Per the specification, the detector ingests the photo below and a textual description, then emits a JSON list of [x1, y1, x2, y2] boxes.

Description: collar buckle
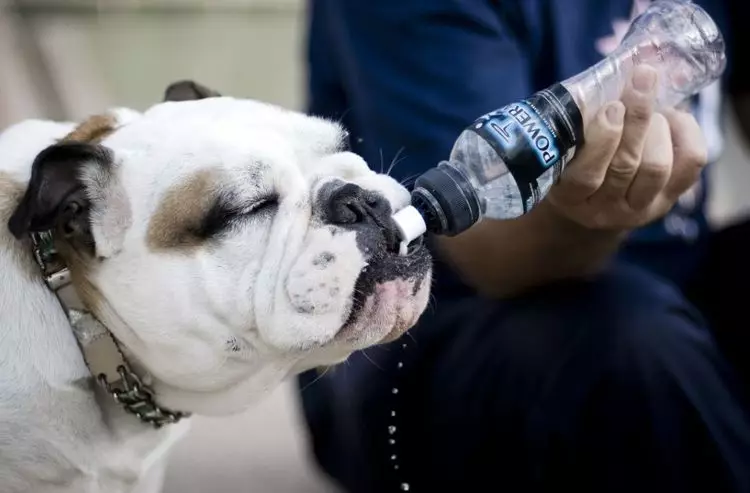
[[30, 231, 71, 292]]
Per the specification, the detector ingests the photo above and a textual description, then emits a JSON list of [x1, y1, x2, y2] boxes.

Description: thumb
[[554, 101, 625, 205]]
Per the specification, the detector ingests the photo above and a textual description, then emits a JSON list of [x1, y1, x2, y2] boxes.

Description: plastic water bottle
[[392, 0, 726, 245]]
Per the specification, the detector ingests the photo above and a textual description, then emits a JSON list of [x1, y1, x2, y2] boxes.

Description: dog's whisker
[[399, 173, 421, 187], [429, 293, 438, 312], [379, 148, 386, 174], [301, 366, 331, 393], [361, 349, 384, 371], [335, 107, 353, 127], [406, 330, 418, 346], [352, 287, 370, 300], [386, 147, 406, 177]]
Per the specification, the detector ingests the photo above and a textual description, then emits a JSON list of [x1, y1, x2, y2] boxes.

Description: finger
[[625, 113, 673, 210], [662, 108, 707, 200], [594, 65, 658, 200], [554, 101, 624, 204]]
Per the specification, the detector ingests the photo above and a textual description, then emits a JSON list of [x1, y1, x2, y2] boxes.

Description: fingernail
[[632, 67, 657, 93], [606, 102, 624, 125]]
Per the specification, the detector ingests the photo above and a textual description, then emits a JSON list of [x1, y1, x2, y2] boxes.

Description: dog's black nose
[[322, 182, 392, 227]]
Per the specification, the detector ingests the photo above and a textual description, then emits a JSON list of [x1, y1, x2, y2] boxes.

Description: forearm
[[437, 200, 626, 298]]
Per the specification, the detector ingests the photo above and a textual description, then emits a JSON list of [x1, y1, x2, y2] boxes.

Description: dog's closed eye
[[197, 193, 278, 239]]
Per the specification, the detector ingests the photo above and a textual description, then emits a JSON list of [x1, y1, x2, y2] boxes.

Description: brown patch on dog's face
[[62, 114, 118, 144], [147, 169, 220, 251]]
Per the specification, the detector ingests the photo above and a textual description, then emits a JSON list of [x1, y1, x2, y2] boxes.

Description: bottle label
[[469, 83, 584, 213]]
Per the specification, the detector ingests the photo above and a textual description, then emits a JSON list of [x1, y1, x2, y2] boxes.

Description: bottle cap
[[391, 206, 427, 256], [412, 163, 481, 236]]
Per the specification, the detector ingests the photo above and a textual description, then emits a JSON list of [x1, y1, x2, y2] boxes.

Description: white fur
[[0, 97, 431, 492]]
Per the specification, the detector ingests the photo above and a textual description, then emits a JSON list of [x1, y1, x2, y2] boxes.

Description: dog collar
[[29, 231, 188, 428]]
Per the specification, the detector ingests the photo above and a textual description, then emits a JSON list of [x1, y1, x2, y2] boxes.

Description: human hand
[[547, 65, 707, 231]]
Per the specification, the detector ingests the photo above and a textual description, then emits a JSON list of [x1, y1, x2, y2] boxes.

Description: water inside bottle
[[448, 128, 558, 220]]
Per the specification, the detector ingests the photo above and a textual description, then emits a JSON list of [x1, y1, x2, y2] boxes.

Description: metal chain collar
[[30, 231, 188, 428], [97, 365, 188, 428]]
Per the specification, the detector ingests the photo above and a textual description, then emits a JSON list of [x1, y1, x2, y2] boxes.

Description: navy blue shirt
[[309, 0, 730, 292]]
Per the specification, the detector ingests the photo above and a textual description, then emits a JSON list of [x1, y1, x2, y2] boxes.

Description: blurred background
[[1, 0, 335, 492], [2, 0, 750, 492]]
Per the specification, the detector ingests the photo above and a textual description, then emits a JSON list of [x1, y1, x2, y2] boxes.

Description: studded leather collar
[[29, 231, 188, 428]]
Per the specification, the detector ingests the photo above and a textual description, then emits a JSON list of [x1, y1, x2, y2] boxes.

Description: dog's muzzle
[[315, 181, 431, 331]]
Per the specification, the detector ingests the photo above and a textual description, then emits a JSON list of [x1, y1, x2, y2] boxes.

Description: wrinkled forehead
[[103, 97, 348, 182]]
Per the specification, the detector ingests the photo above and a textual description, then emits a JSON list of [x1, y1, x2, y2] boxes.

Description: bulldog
[[0, 81, 431, 493]]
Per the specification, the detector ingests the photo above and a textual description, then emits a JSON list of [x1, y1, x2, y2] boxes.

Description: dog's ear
[[61, 110, 139, 144], [8, 143, 112, 249], [163, 80, 221, 102]]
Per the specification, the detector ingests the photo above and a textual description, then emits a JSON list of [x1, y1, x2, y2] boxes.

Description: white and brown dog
[[0, 82, 431, 493]]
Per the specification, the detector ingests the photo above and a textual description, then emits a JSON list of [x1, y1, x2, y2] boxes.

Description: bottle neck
[[536, 83, 584, 152], [412, 160, 482, 237]]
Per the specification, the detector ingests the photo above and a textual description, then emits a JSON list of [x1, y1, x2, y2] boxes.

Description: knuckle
[[626, 102, 652, 125], [639, 156, 671, 179], [667, 107, 698, 129], [649, 112, 671, 134], [668, 110, 708, 168], [615, 147, 640, 169], [565, 172, 604, 195], [606, 158, 637, 184], [681, 145, 708, 170], [638, 115, 673, 181]]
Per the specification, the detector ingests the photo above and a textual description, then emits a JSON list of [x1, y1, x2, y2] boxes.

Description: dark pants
[[688, 219, 750, 392], [298, 224, 750, 493]]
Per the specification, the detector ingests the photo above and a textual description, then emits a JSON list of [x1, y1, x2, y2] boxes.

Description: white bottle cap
[[391, 205, 427, 256]]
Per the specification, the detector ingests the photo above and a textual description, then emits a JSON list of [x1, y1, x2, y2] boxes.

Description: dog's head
[[7, 82, 431, 414]]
